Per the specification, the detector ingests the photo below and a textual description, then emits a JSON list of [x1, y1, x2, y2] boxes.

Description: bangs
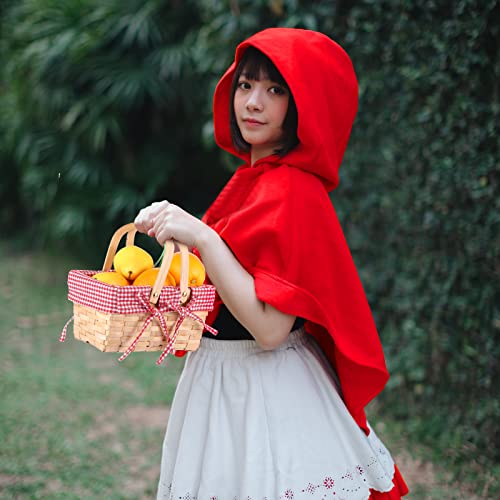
[[237, 47, 288, 88]]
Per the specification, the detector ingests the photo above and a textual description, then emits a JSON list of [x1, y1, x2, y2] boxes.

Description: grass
[[0, 243, 497, 499], [0, 244, 184, 499], [367, 408, 499, 499]]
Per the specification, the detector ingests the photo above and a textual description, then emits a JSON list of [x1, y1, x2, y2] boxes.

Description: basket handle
[[101, 223, 190, 307], [150, 240, 190, 306], [102, 223, 137, 271]]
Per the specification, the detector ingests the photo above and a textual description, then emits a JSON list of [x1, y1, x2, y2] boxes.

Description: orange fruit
[[168, 252, 206, 287], [93, 271, 130, 286], [132, 268, 176, 287], [113, 245, 154, 281]]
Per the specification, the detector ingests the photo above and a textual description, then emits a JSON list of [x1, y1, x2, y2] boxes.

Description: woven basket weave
[[72, 303, 208, 353], [67, 223, 216, 355]]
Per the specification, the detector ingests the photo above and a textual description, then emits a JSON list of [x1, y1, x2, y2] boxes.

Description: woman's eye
[[238, 81, 251, 90], [270, 86, 286, 95]]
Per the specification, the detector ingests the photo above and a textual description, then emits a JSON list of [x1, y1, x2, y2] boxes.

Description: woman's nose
[[246, 89, 264, 111]]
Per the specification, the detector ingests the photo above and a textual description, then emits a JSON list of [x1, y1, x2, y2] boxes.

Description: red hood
[[213, 27, 358, 191]]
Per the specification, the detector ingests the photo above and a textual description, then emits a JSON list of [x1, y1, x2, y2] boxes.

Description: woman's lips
[[243, 118, 265, 127]]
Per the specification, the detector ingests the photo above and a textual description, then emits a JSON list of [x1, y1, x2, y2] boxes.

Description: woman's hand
[[134, 200, 209, 249]]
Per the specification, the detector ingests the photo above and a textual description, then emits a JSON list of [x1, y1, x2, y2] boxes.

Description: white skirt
[[157, 327, 397, 500]]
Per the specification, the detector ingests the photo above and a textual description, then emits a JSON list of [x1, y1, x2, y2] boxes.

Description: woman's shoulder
[[259, 163, 326, 193]]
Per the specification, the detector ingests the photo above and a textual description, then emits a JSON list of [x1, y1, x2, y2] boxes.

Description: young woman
[[135, 27, 409, 499]]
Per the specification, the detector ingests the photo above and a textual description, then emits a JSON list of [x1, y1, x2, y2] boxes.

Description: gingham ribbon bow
[[118, 292, 218, 364], [154, 296, 218, 365], [117, 293, 170, 362]]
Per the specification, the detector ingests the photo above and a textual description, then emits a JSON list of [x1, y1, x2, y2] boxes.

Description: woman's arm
[[134, 200, 295, 350], [196, 226, 295, 350]]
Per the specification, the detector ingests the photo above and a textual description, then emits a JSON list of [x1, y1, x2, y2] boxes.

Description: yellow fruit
[[92, 271, 130, 286], [168, 252, 206, 287], [113, 245, 154, 281], [132, 268, 176, 287]]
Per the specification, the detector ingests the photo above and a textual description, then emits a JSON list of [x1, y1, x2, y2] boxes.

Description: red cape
[[196, 28, 389, 434]]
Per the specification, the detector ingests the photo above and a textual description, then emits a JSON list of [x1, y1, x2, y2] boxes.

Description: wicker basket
[[64, 223, 217, 362]]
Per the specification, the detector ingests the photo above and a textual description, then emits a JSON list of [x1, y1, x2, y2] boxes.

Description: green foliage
[[0, 0, 224, 252], [330, 0, 499, 470], [1, 0, 498, 479]]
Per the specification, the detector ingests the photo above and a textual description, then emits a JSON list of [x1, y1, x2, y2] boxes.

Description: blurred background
[[0, 0, 498, 498]]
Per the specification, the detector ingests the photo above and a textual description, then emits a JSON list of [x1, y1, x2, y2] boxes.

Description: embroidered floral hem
[[162, 463, 408, 499]]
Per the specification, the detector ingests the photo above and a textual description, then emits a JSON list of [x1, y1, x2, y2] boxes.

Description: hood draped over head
[[195, 28, 389, 434], [213, 27, 359, 191]]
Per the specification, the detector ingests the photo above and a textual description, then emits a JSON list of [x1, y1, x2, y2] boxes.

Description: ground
[[0, 248, 495, 499]]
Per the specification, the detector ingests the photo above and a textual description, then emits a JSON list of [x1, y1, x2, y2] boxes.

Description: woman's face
[[233, 70, 290, 163]]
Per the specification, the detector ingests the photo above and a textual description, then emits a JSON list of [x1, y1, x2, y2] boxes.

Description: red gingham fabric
[[68, 270, 216, 313]]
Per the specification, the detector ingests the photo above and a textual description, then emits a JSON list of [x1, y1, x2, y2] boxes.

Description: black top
[[203, 304, 306, 341]]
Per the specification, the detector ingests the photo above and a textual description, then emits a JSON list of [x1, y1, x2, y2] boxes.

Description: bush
[[0, 0, 229, 254]]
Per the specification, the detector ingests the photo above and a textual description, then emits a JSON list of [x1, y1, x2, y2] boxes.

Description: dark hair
[[229, 46, 299, 156]]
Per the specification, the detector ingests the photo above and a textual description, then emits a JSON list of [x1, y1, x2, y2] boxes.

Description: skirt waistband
[[197, 326, 308, 356]]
